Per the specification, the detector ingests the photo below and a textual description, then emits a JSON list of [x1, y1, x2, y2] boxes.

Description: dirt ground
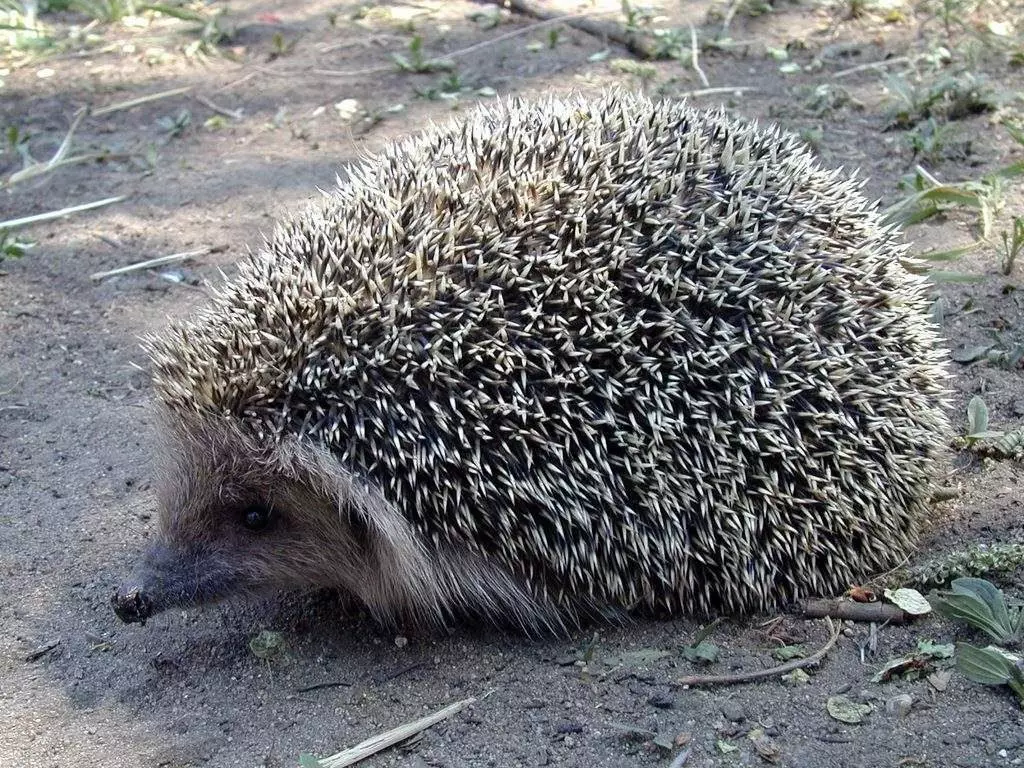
[[2, 1, 1023, 766]]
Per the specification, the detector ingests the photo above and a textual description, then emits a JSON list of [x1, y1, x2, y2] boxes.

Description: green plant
[[954, 643, 1024, 705], [156, 108, 190, 139], [620, 0, 653, 32], [932, 578, 1024, 706], [999, 216, 1023, 275], [883, 70, 997, 129], [391, 35, 452, 74], [0, 228, 33, 261], [906, 116, 963, 161], [932, 577, 1023, 648], [963, 395, 1004, 448], [884, 129, 1024, 241], [65, 0, 138, 23], [908, 544, 1024, 590]]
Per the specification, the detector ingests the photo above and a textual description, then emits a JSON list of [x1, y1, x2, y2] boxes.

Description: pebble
[[885, 694, 913, 718], [648, 692, 675, 709], [721, 700, 745, 723]]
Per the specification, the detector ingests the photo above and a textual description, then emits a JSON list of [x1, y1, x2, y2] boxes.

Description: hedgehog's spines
[[147, 89, 951, 623]]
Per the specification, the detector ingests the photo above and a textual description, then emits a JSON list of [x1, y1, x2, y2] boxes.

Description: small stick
[[26, 640, 61, 662], [216, 71, 258, 91], [0, 196, 127, 231], [195, 94, 243, 120], [677, 617, 839, 687], [831, 55, 911, 79], [799, 598, 908, 624], [7, 107, 87, 185], [314, 695, 478, 768], [311, 8, 621, 78], [720, 0, 743, 37], [688, 24, 709, 88], [678, 86, 753, 98], [89, 247, 210, 281], [669, 745, 693, 768], [296, 681, 353, 693], [92, 85, 193, 117], [497, 0, 660, 59]]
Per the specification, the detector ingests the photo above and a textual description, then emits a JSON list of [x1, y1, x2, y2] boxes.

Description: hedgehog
[[111, 89, 951, 634]]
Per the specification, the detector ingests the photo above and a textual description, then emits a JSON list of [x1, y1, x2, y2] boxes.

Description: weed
[[609, 57, 657, 86], [268, 31, 295, 60], [909, 544, 1024, 590], [906, 116, 966, 162], [620, 0, 654, 32], [883, 70, 998, 129], [0, 228, 33, 261], [64, 0, 138, 23], [885, 133, 1024, 240], [962, 395, 1003, 449], [999, 217, 1024, 275], [392, 35, 452, 74], [930, 578, 1024, 707], [156, 108, 190, 139]]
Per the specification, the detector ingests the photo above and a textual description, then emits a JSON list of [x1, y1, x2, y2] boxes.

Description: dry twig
[[1, 196, 127, 231], [89, 247, 210, 281], [312, 695, 479, 767], [677, 618, 840, 687]]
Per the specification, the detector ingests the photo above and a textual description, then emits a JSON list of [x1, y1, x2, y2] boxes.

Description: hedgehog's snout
[[111, 585, 154, 625], [111, 541, 239, 626]]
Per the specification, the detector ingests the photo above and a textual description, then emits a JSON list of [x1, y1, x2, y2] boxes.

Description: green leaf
[[955, 643, 1014, 685], [826, 695, 872, 724], [967, 396, 989, 436], [917, 639, 955, 659], [915, 242, 981, 262], [772, 645, 805, 661], [990, 158, 1024, 180], [682, 641, 720, 664], [951, 344, 995, 363], [933, 592, 1010, 642], [952, 578, 1014, 635]]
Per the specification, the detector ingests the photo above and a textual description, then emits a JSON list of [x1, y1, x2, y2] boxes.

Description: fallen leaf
[[928, 669, 952, 691], [782, 668, 811, 685], [717, 739, 739, 754], [249, 630, 286, 660], [748, 727, 783, 763], [772, 645, 805, 661], [826, 695, 873, 724], [916, 639, 954, 659], [682, 641, 720, 664], [884, 588, 932, 615]]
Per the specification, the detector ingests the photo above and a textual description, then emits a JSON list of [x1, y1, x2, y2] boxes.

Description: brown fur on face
[[111, 405, 577, 633]]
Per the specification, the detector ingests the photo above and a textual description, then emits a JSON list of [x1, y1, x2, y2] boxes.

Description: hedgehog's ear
[[291, 438, 434, 580]]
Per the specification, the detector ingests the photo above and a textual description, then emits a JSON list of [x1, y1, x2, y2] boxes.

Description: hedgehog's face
[[111, 414, 428, 626]]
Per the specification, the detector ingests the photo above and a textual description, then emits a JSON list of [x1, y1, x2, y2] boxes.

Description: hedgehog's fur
[[116, 89, 950, 633]]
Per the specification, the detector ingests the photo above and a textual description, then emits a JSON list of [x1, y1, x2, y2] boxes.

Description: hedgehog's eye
[[241, 503, 273, 532]]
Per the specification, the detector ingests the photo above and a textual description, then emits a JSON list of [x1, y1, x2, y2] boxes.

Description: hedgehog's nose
[[111, 585, 154, 625]]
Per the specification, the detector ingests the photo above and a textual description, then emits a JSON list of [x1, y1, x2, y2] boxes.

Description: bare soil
[[1, 1, 1023, 767]]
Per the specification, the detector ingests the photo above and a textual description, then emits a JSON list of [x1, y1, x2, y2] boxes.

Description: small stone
[[647, 692, 675, 709], [885, 694, 913, 718], [394, 635, 408, 648], [721, 700, 745, 723]]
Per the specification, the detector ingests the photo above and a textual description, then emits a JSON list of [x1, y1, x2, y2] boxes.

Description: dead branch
[[799, 598, 909, 624]]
